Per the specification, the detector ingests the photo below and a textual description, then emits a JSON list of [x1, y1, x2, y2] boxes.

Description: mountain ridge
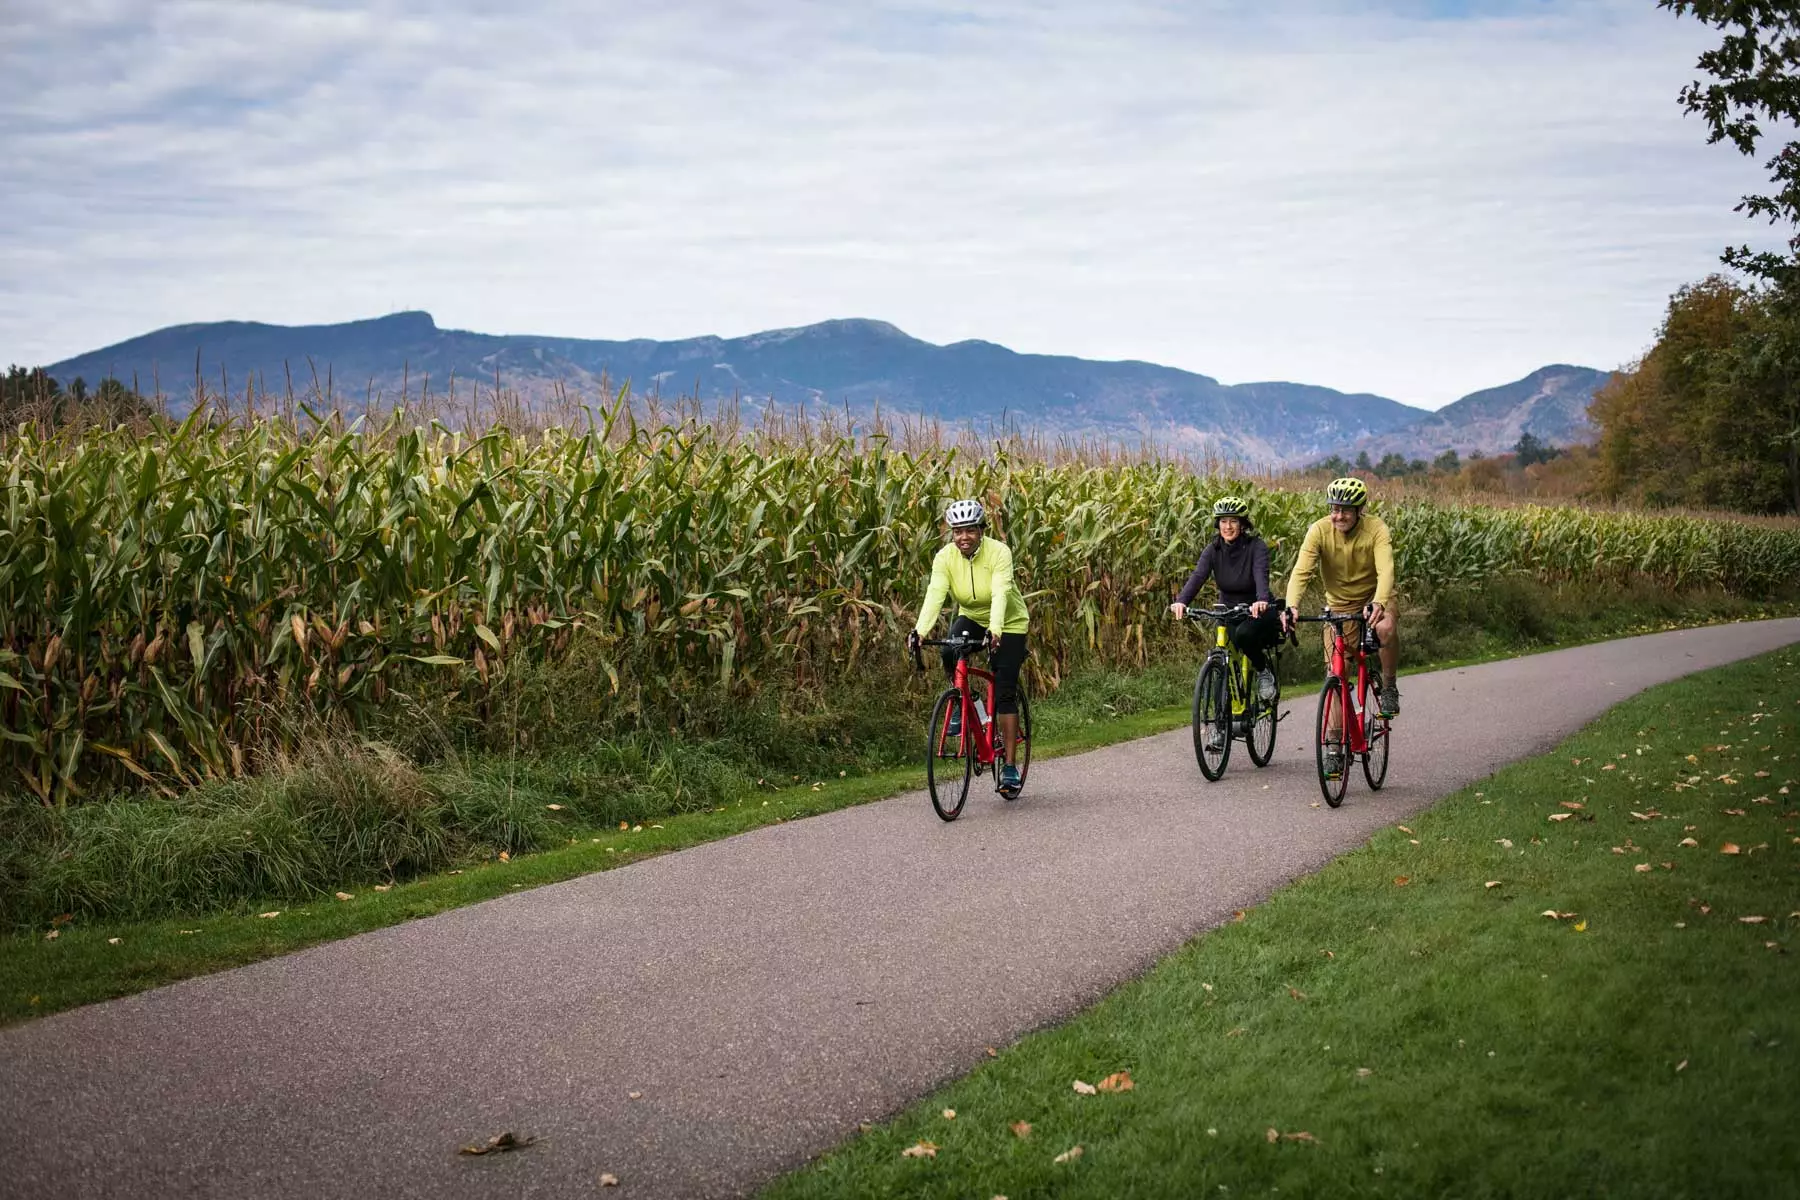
[[43, 312, 1606, 466]]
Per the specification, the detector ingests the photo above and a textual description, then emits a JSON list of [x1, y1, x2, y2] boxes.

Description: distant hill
[[44, 312, 1603, 466], [1346, 365, 1614, 462]]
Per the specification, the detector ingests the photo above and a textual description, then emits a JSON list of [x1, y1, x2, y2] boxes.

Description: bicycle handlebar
[[911, 633, 989, 671]]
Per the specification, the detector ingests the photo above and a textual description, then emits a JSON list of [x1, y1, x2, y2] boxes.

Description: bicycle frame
[[946, 653, 1005, 768], [1316, 613, 1373, 753], [1191, 610, 1253, 716]]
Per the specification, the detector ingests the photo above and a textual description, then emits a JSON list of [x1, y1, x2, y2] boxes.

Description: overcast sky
[[0, 0, 1778, 409]]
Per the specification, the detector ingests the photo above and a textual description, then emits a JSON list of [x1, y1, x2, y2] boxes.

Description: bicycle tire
[[1246, 671, 1278, 767], [1193, 659, 1232, 781], [1010, 686, 1033, 795], [1316, 677, 1349, 808], [927, 687, 973, 821], [1361, 675, 1390, 790]]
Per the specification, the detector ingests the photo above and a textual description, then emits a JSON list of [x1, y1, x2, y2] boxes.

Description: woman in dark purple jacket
[[1168, 496, 1283, 701]]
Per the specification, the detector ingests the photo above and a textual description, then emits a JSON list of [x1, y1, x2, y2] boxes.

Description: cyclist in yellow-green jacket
[[907, 498, 1031, 794], [1281, 476, 1401, 718]]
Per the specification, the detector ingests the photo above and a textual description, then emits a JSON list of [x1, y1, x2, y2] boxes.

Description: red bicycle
[[1292, 609, 1390, 807], [913, 634, 1033, 821]]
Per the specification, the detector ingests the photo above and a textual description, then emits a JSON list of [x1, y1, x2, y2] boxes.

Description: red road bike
[[1292, 609, 1390, 807], [913, 634, 1033, 821]]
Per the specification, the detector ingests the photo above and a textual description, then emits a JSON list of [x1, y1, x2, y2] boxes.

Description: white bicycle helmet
[[944, 498, 986, 528]]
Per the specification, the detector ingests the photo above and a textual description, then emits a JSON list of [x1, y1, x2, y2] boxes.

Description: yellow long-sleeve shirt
[[914, 537, 1031, 636], [1283, 514, 1395, 611]]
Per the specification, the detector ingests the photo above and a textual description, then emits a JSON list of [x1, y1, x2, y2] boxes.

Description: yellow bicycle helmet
[[1325, 477, 1368, 507]]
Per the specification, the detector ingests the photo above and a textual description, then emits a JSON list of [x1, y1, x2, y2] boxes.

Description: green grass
[[762, 647, 1800, 1199], [2, 586, 1793, 1029]]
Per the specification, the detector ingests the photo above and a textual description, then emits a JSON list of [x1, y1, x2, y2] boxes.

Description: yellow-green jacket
[[1283, 514, 1395, 611], [914, 538, 1030, 636]]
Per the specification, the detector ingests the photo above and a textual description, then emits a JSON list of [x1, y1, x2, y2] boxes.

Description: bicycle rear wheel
[[1315, 677, 1349, 808], [1193, 660, 1232, 781], [1361, 675, 1390, 790], [1010, 686, 1033, 795], [927, 687, 973, 821], [1246, 672, 1278, 767]]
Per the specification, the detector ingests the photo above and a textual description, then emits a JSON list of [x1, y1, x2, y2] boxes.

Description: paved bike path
[[4, 620, 1798, 1199]]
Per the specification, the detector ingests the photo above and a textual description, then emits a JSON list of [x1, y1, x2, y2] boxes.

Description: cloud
[[0, 0, 1779, 407]]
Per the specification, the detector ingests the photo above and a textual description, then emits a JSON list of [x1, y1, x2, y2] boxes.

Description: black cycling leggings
[[1225, 607, 1284, 671], [942, 615, 1028, 715]]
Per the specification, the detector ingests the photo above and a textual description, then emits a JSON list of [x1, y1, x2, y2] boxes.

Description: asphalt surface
[[4, 619, 1798, 1199]]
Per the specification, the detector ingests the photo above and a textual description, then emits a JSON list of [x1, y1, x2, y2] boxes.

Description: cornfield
[[5, 405, 1798, 803]]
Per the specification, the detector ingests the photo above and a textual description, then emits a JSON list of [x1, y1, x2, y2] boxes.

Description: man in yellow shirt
[[1281, 477, 1400, 718]]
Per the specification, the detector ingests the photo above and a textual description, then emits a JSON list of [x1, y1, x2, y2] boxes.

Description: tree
[[1354, 450, 1372, 471], [1589, 276, 1796, 511], [1433, 448, 1461, 473], [1663, 2, 1800, 287], [1512, 432, 1563, 467], [1, 365, 152, 430]]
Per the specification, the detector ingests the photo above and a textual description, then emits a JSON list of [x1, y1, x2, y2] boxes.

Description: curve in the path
[[3, 619, 1797, 1200]]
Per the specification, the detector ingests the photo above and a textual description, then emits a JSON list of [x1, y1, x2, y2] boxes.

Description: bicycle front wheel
[[1011, 686, 1033, 794], [1246, 673, 1278, 767], [927, 687, 973, 821], [1315, 677, 1349, 808], [1361, 676, 1390, 790], [1193, 660, 1232, 781]]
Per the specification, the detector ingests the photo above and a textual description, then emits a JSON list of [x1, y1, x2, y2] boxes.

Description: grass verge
[[762, 646, 1800, 1199]]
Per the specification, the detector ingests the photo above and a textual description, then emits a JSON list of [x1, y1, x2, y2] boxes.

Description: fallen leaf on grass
[[1397, 825, 1413, 834], [1226, 1027, 1247, 1037], [1740, 916, 1769, 924], [335, 892, 354, 901], [1053, 1145, 1084, 1164], [1393, 876, 1410, 886], [1635, 864, 1652, 873], [1602, 764, 1617, 771], [985, 1047, 998, 1058], [42, 930, 58, 941], [1548, 813, 1573, 823], [1542, 910, 1577, 920], [1485, 881, 1502, 889], [901, 1142, 938, 1159], [1721, 843, 1742, 855], [618, 821, 628, 830], [1288, 987, 1308, 1002], [1097, 1071, 1135, 1092], [546, 803, 563, 811], [373, 884, 391, 892], [1284, 1131, 1319, 1143], [459, 1132, 538, 1156], [942, 1108, 956, 1120], [1574, 920, 1589, 932], [107, 937, 121, 945], [1011, 1121, 1033, 1138], [1680, 838, 1699, 847], [1072, 1080, 1097, 1095], [1356, 1067, 1373, 1078], [258, 911, 281, 919], [1560, 801, 1585, 810], [1723, 809, 1746, 817], [1496, 838, 1513, 849]]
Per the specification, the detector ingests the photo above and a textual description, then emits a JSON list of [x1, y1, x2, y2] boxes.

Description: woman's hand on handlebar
[[1169, 601, 1187, 621], [1249, 600, 1269, 618]]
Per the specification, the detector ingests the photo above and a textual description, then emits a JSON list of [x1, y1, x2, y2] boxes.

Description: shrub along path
[[3, 620, 1797, 1200]]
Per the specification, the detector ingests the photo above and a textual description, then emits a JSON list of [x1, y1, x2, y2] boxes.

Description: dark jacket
[[1175, 533, 1273, 607]]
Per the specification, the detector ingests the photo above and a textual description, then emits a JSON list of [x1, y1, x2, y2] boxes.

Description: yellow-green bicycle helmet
[[1211, 496, 1250, 524], [1325, 477, 1368, 507]]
